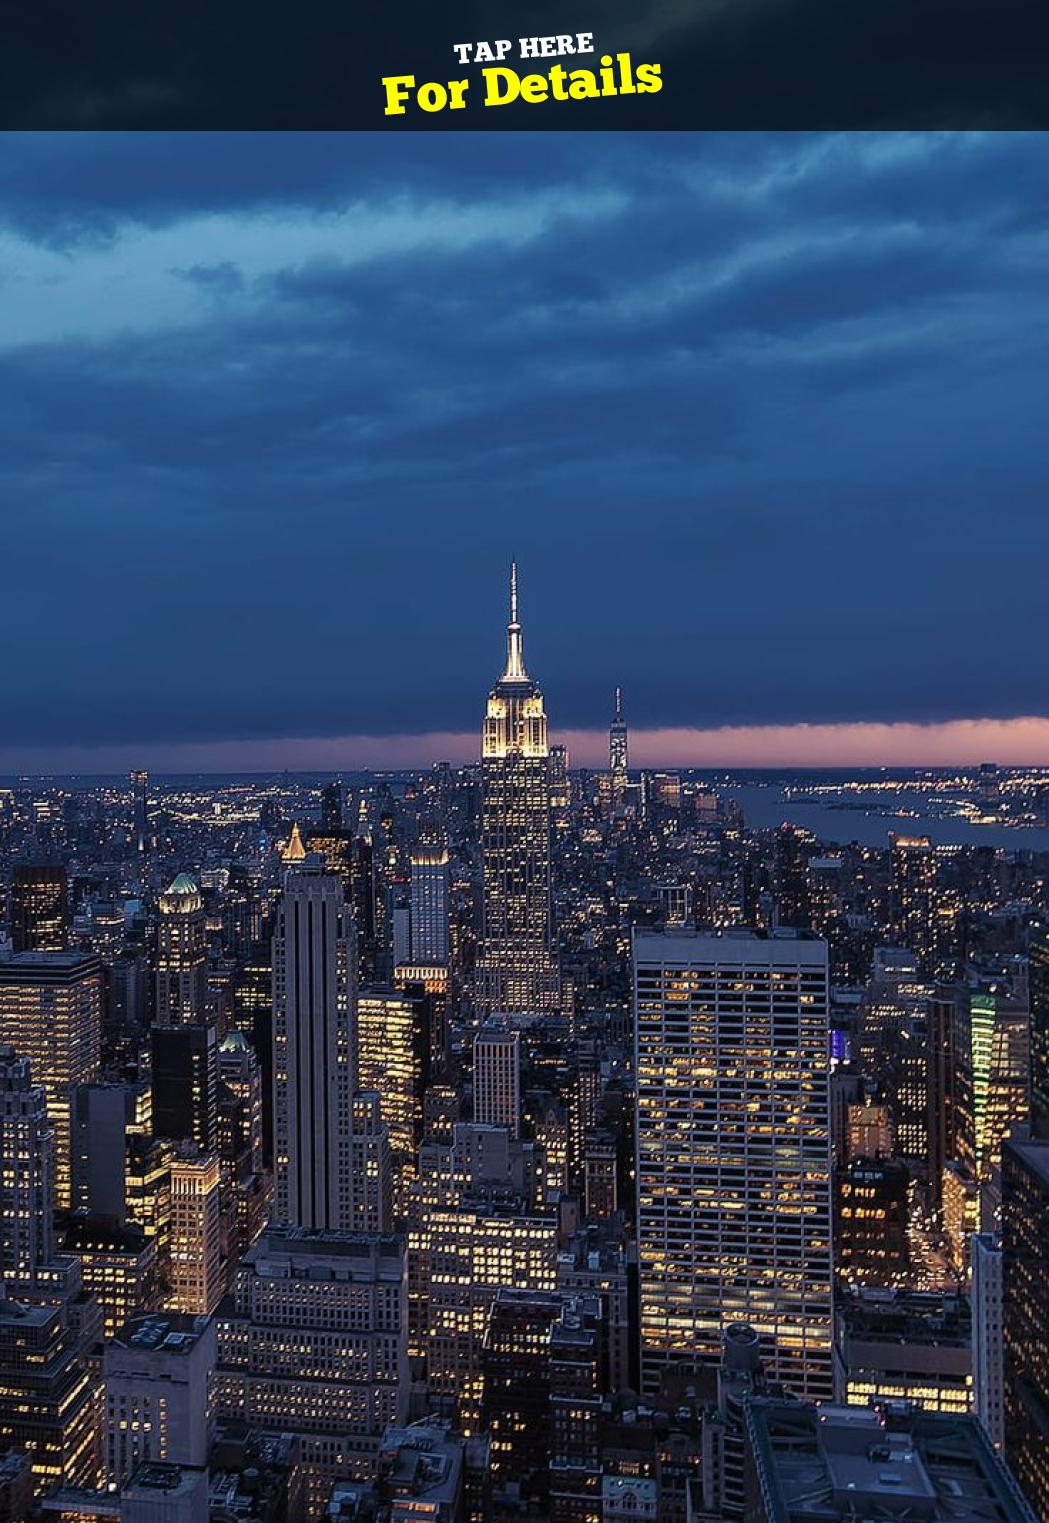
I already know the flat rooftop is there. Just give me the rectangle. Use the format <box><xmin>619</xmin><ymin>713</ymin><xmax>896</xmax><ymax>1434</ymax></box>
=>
<box><xmin>745</xmin><ymin>1400</ymin><xmax>1036</xmax><ymax>1523</ymax></box>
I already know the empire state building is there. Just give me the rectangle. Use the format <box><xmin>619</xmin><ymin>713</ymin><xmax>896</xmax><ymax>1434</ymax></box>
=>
<box><xmin>477</xmin><ymin>564</ymin><xmax>561</xmax><ymax>1015</ymax></box>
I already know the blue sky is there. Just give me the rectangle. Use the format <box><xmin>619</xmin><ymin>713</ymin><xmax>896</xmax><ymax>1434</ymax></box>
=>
<box><xmin>2</xmin><ymin>131</ymin><xmax>1048</xmax><ymax>770</ymax></box>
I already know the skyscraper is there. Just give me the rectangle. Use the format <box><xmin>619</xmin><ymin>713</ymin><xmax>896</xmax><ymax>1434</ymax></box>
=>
<box><xmin>272</xmin><ymin>855</ymin><xmax>357</xmax><ymax>1230</ymax></box>
<box><xmin>9</xmin><ymin>864</ymin><xmax>69</xmax><ymax>952</ymax></box>
<box><xmin>1002</xmin><ymin>1133</ymin><xmax>1049</xmax><ymax>1518</ymax></box>
<box><xmin>609</xmin><ymin>686</ymin><xmax>628</xmax><ymax>812</ymax></box>
<box><xmin>168</xmin><ymin>1148</ymin><xmax>223</xmax><ymax>1316</ymax></box>
<box><xmin>890</xmin><ymin>834</ymin><xmax>937</xmax><ymax>969</ymax></box>
<box><xmin>155</xmin><ymin>874</ymin><xmax>208</xmax><ymax>1027</ymax></box>
<box><xmin>130</xmin><ymin>769</ymin><xmax>149</xmax><ymax>860</ymax></box>
<box><xmin>0</xmin><ymin>1045</ymin><xmax>54</xmax><ymax>1286</ymax></box>
<box><xmin>0</xmin><ymin>951</ymin><xmax>102</xmax><ymax>1208</ymax></box>
<box><xmin>409</xmin><ymin>829</ymin><xmax>450</xmax><ymax>965</ymax></box>
<box><xmin>473</xmin><ymin>1023</ymin><xmax>521</xmax><ymax>1137</ymax></box>
<box><xmin>477</xmin><ymin>563</ymin><xmax>560</xmax><ymax>1016</ymax></box>
<box><xmin>634</xmin><ymin>929</ymin><xmax>834</xmax><ymax>1400</ymax></box>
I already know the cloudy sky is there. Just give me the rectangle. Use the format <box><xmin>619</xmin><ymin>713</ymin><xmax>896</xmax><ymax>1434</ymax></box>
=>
<box><xmin>2</xmin><ymin>131</ymin><xmax>1049</xmax><ymax>773</ymax></box>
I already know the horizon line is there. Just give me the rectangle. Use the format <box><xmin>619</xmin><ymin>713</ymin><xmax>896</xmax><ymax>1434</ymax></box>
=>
<box><xmin>4</xmin><ymin>714</ymin><xmax>1049</xmax><ymax>776</ymax></box>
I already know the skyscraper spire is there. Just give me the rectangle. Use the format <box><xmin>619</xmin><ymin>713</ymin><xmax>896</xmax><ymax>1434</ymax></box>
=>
<box><xmin>501</xmin><ymin>559</ymin><xmax>529</xmax><ymax>683</ymax></box>
<box><xmin>615</xmin><ymin>686</ymin><xmax>622</xmax><ymax>723</ymax></box>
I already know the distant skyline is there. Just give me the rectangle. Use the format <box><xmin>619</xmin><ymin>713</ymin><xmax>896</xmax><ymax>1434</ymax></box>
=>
<box><xmin>3</xmin><ymin>132</ymin><xmax>1049</xmax><ymax>771</ymax></box>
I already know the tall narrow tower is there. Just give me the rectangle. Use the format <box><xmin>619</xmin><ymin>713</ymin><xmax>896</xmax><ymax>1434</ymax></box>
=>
<box><xmin>609</xmin><ymin>687</ymin><xmax>628</xmax><ymax>774</ymax></box>
<box><xmin>477</xmin><ymin>564</ymin><xmax>560</xmax><ymax>1015</ymax></box>
<box><xmin>272</xmin><ymin>856</ymin><xmax>357</xmax><ymax>1229</ymax></box>
<box><xmin>610</xmin><ymin>686</ymin><xmax>628</xmax><ymax>810</ymax></box>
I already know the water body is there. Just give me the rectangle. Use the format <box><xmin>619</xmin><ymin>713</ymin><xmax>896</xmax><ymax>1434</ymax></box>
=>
<box><xmin>722</xmin><ymin>782</ymin><xmax>1049</xmax><ymax>851</ymax></box>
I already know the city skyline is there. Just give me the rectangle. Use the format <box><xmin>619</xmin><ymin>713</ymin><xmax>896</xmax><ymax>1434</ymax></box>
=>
<box><xmin>3</xmin><ymin>132</ymin><xmax>1049</xmax><ymax>773</ymax></box>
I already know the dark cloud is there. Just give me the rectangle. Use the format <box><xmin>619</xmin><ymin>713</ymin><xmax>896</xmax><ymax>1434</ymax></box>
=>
<box><xmin>0</xmin><ymin>132</ymin><xmax>1047</xmax><ymax>753</ymax></box>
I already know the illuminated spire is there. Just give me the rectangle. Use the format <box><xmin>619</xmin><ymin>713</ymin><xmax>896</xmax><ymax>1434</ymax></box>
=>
<box><xmin>282</xmin><ymin>822</ymin><xmax>307</xmax><ymax>863</ymax></box>
<box><xmin>615</xmin><ymin>686</ymin><xmax>622</xmax><ymax>722</ymax></box>
<box><xmin>501</xmin><ymin>559</ymin><xmax>529</xmax><ymax>683</ymax></box>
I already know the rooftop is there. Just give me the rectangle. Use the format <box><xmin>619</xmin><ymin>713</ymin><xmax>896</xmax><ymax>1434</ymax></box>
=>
<box><xmin>745</xmin><ymin>1400</ymin><xmax>1036</xmax><ymax>1523</ymax></box>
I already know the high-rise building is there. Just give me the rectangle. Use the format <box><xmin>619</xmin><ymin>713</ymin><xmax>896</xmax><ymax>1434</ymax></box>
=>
<box><xmin>1029</xmin><ymin>928</ymin><xmax>1049</xmax><ymax>1140</ymax></box>
<box><xmin>348</xmin><ymin>1091</ymin><xmax>393</xmax><ymax>1233</ymax></box>
<box><xmin>150</xmin><ymin>1023</ymin><xmax>218</xmax><ymax>1153</ymax></box>
<box><xmin>104</xmin><ymin>1313</ymin><xmax>217</xmax><ymax>1488</ymax></box>
<box><xmin>1002</xmin><ymin>1133</ymin><xmax>1049</xmax><ymax>1519</ymax></box>
<box><xmin>0</xmin><ymin>952</ymin><xmax>103</xmax><ymax>1208</ymax></box>
<box><xmin>890</xmin><ymin>834</ymin><xmax>937</xmax><ymax>969</ymax></box>
<box><xmin>972</xmin><ymin>1231</ymin><xmax>1005</xmax><ymax>1449</ymax></box>
<box><xmin>609</xmin><ymin>686</ymin><xmax>628</xmax><ymax>776</ymax></box>
<box><xmin>0</xmin><ymin>1294</ymin><xmax>99</xmax><ymax>1493</ymax></box>
<box><xmin>634</xmin><ymin>929</ymin><xmax>834</xmax><ymax>1400</ymax></box>
<box><xmin>9</xmin><ymin>864</ymin><xmax>69</xmax><ymax>953</ymax></box>
<box><xmin>356</xmin><ymin>985</ymin><xmax>427</xmax><ymax>1216</ymax></box>
<box><xmin>476</xmin><ymin>564</ymin><xmax>560</xmax><ymax>1016</ymax></box>
<box><xmin>473</xmin><ymin>1024</ymin><xmax>521</xmax><ymax>1138</ymax></box>
<box><xmin>320</xmin><ymin>779</ymin><xmax>344</xmax><ymax>833</ymax></box>
<box><xmin>216</xmin><ymin>1226</ymin><xmax>408</xmax><ymax>1517</ymax></box>
<box><xmin>272</xmin><ymin>856</ymin><xmax>356</xmax><ymax>1231</ymax></box>
<box><xmin>609</xmin><ymin>687</ymin><xmax>628</xmax><ymax>813</ymax></box>
<box><xmin>168</xmin><ymin>1148</ymin><xmax>222</xmax><ymax>1316</ymax></box>
<box><xmin>72</xmin><ymin>1081</ymin><xmax>151</xmax><ymax>1223</ymax></box>
<box><xmin>409</xmin><ymin>831</ymin><xmax>450</xmax><ymax>965</ymax></box>
<box><xmin>130</xmin><ymin>770</ymin><xmax>149</xmax><ymax>860</ymax></box>
<box><xmin>155</xmin><ymin>875</ymin><xmax>207</xmax><ymax>1027</ymax></box>
<box><xmin>0</xmin><ymin>1045</ymin><xmax>54</xmax><ymax>1287</ymax></box>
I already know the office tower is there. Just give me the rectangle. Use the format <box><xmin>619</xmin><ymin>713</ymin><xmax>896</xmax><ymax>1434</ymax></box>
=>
<box><xmin>272</xmin><ymin>857</ymin><xmax>356</xmax><ymax>1231</ymax></box>
<box><xmin>972</xmin><ymin>1232</ymin><xmax>1005</xmax><ymax>1449</ymax></box>
<box><xmin>217</xmin><ymin>1030</ymin><xmax>263</xmax><ymax>1177</ymax></box>
<box><xmin>168</xmin><ymin>1148</ymin><xmax>222</xmax><ymax>1316</ymax></box>
<box><xmin>104</xmin><ymin>1313</ymin><xmax>217</xmax><ymax>1487</ymax></box>
<box><xmin>130</xmin><ymin>770</ymin><xmax>149</xmax><ymax>859</ymax></box>
<box><xmin>357</xmin><ymin>985</ymin><xmax>427</xmax><ymax>1216</ymax></box>
<box><xmin>320</xmin><ymin>779</ymin><xmax>344</xmax><ymax>832</ymax></box>
<box><xmin>233</xmin><ymin>944</ymin><xmax>274</xmax><ymax>1165</ymax></box>
<box><xmin>0</xmin><ymin>1046</ymin><xmax>54</xmax><ymax>1286</ymax></box>
<box><xmin>481</xmin><ymin>1289</ymin><xmax>602</xmax><ymax>1519</ymax></box>
<box><xmin>476</xmin><ymin>563</ymin><xmax>560</xmax><ymax>1016</ymax></box>
<box><xmin>890</xmin><ymin>833</ymin><xmax>937</xmax><ymax>968</ymax></box>
<box><xmin>150</xmin><ymin>1022</ymin><xmax>218</xmax><ymax>1152</ymax></box>
<box><xmin>72</xmin><ymin>1081</ymin><xmax>150</xmax><ymax>1222</ymax></box>
<box><xmin>584</xmin><ymin>1133</ymin><xmax>617</xmax><ymax>1220</ymax></box>
<box><xmin>409</xmin><ymin>830</ymin><xmax>450</xmax><ymax>965</ymax></box>
<box><xmin>410</xmin><ymin>1198</ymin><xmax>558</xmax><ymax>1434</ymax></box>
<box><xmin>634</xmin><ymin>929</ymin><xmax>834</xmax><ymax>1400</ymax></box>
<box><xmin>1002</xmin><ymin>1133</ymin><xmax>1049</xmax><ymax>1518</ymax></box>
<box><xmin>0</xmin><ymin>1294</ymin><xmax>99</xmax><ymax>1492</ymax></box>
<box><xmin>349</xmin><ymin>1091</ymin><xmax>393</xmax><ymax>1233</ymax></box>
<box><xmin>743</xmin><ymin>1399</ymin><xmax>1037</xmax><ymax>1523</ymax></box>
<box><xmin>155</xmin><ymin>874</ymin><xmax>207</xmax><ymax>1027</ymax></box>
<box><xmin>1029</xmin><ymin>928</ymin><xmax>1049</xmax><ymax>1139</ymax></box>
<box><xmin>9</xmin><ymin>864</ymin><xmax>69</xmax><ymax>952</ymax></box>
<box><xmin>0</xmin><ymin>952</ymin><xmax>102</xmax><ymax>1208</ymax></box>
<box><xmin>548</xmin><ymin>742</ymin><xmax>570</xmax><ymax>838</ymax></box>
<box><xmin>473</xmin><ymin>1024</ymin><xmax>521</xmax><ymax>1137</ymax></box>
<box><xmin>62</xmin><ymin>1216</ymin><xmax>159</xmax><ymax>1340</ymax></box>
<box><xmin>393</xmin><ymin>963</ymin><xmax>450</xmax><ymax>1079</ymax></box>
<box><xmin>216</xmin><ymin>1226</ymin><xmax>408</xmax><ymax>1516</ymax></box>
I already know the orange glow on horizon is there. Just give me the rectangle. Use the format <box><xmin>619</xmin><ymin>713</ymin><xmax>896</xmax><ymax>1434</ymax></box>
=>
<box><xmin>7</xmin><ymin>715</ymin><xmax>1049</xmax><ymax>774</ymax></box>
